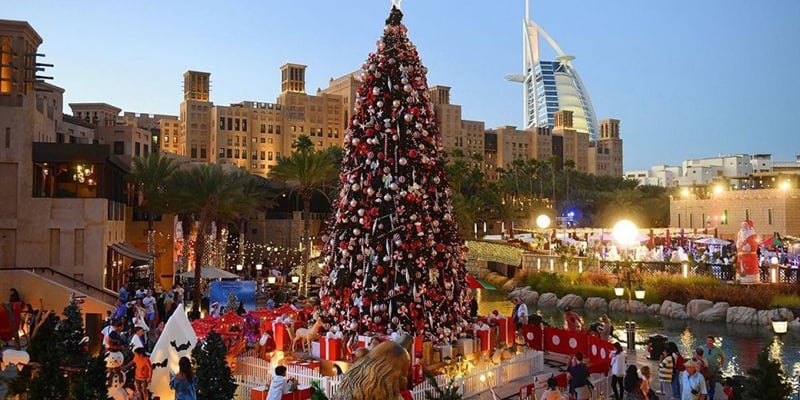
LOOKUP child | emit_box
[267,365,297,400]
[542,377,566,400]
[132,347,152,400]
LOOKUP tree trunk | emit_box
[538,169,544,199]
[300,192,312,297]
[192,220,207,314]
[238,219,246,269]
[147,216,155,289]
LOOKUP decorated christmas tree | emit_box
[192,330,237,400]
[319,4,473,342]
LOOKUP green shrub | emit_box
[770,294,800,308]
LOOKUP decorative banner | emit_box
[543,327,588,357]
[587,335,615,374]
[150,304,198,400]
[521,324,544,350]
[210,280,256,314]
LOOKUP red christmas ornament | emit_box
[376,265,385,276]
[408,149,419,158]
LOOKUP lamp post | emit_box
[536,214,552,255]
[771,315,788,336]
[613,219,643,352]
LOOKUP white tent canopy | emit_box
[178,266,238,280]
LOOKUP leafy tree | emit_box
[563,159,576,202]
[292,134,315,153]
[128,152,179,254]
[269,144,339,296]
[548,155,560,207]
[169,163,256,313]
[26,315,68,400]
[193,330,236,400]
[70,354,107,400]
[742,339,793,400]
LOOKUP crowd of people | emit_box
[509,294,731,400]
[99,282,195,400]
[605,335,726,400]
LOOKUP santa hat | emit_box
[745,220,754,229]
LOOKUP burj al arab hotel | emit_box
[506,0,598,139]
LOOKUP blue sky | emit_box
[7,0,800,171]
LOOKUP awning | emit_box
[466,274,496,290]
[178,266,239,280]
[110,242,154,262]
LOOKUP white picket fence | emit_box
[233,349,544,400]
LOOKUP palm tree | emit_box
[128,153,179,255]
[230,172,273,269]
[268,145,339,296]
[548,155,560,207]
[563,159,576,203]
[169,164,251,313]
[292,134,315,153]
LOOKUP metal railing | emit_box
[0,266,118,305]
[519,254,800,283]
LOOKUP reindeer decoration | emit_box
[290,319,323,353]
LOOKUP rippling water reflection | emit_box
[476,290,800,382]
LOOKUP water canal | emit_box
[477,289,800,382]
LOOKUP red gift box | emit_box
[251,386,268,400]
[497,317,515,346]
[413,335,423,354]
[282,387,312,400]
[358,334,386,348]
[271,322,291,351]
[476,329,493,353]
[319,337,342,360]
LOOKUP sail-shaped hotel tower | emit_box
[506,1,598,139]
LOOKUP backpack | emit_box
[674,352,686,372]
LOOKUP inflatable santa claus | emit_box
[736,220,760,284]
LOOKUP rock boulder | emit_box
[695,302,729,322]
[686,299,714,319]
[537,292,558,308]
[726,306,758,325]
[584,297,608,311]
[509,287,539,306]
[659,300,689,320]
[557,294,585,310]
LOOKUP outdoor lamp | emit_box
[536,214,551,229]
[291,275,300,283]
[236,264,243,271]
[267,276,277,284]
[772,316,788,335]
[612,219,638,250]
[634,286,646,300]
[255,263,263,271]
[614,285,624,297]
[770,257,780,283]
